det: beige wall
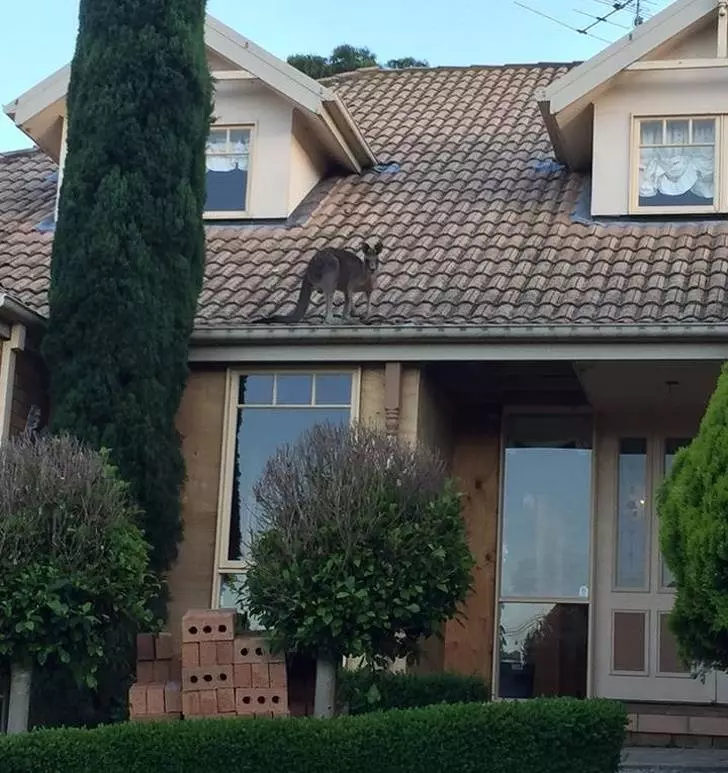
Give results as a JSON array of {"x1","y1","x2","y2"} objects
[
  {"x1": 417, "y1": 372, "x2": 454, "y2": 467},
  {"x1": 289, "y1": 111, "x2": 327, "y2": 213},
  {"x1": 647, "y1": 19, "x2": 717, "y2": 60},
  {"x1": 213, "y1": 80, "x2": 294, "y2": 219},
  {"x1": 167, "y1": 367, "x2": 227, "y2": 639},
  {"x1": 357, "y1": 365, "x2": 422, "y2": 446},
  {"x1": 592, "y1": 68, "x2": 727, "y2": 216}
]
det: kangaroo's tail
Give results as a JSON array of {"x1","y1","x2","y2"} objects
[{"x1": 252, "y1": 278, "x2": 313, "y2": 324}]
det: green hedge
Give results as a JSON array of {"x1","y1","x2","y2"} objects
[
  {"x1": 338, "y1": 669, "x2": 489, "y2": 714},
  {"x1": 0, "y1": 700, "x2": 625, "y2": 773}
]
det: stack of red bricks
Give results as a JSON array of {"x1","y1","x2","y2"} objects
[
  {"x1": 180, "y1": 609, "x2": 289, "y2": 719},
  {"x1": 128, "y1": 632, "x2": 182, "y2": 721}
]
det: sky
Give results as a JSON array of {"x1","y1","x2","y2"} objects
[{"x1": 0, "y1": 0, "x2": 672, "y2": 152}]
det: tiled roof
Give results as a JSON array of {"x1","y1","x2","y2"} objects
[{"x1": 3, "y1": 63, "x2": 728, "y2": 328}]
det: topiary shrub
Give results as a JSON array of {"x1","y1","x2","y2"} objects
[
  {"x1": 0, "y1": 699, "x2": 627, "y2": 773},
  {"x1": 244, "y1": 422, "x2": 475, "y2": 716},
  {"x1": 0, "y1": 433, "x2": 158, "y2": 733},
  {"x1": 337, "y1": 669, "x2": 489, "y2": 714}
]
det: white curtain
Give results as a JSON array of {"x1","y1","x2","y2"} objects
[{"x1": 639, "y1": 121, "x2": 714, "y2": 201}]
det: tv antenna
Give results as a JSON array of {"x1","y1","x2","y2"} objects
[{"x1": 513, "y1": 1, "x2": 662, "y2": 44}]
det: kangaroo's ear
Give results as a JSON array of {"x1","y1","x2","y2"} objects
[{"x1": 373, "y1": 238, "x2": 383, "y2": 254}]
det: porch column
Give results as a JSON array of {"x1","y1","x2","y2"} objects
[{"x1": 443, "y1": 414, "x2": 500, "y2": 683}]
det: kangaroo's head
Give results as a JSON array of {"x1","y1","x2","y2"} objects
[{"x1": 360, "y1": 237, "x2": 384, "y2": 274}]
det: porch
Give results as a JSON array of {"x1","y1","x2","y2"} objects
[{"x1": 413, "y1": 359, "x2": 724, "y2": 713}]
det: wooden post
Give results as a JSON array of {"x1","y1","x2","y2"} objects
[
  {"x1": 718, "y1": 0, "x2": 728, "y2": 59},
  {"x1": 384, "y1": 362, "x2": 402, "y2": 437},
  {"x1": 444, "y1": 415, "x2": 500, "y2": 684}
]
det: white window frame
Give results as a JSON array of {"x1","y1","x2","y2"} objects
[
  {"x1": 211, "y1": 367, "x2": 361, "y2": 609},
  {"x1": 630, "y1": 114, "x2": 721, "y2": 216},
  {"x1": 204, "y1": 123, "x2": 255, "y2": 220}
]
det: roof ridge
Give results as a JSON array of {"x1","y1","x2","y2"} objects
[{"x1": 321, "y1": 60, "x2": 581, "y2": 84}]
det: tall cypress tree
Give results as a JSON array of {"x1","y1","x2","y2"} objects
[{"x1": 43, "y1": 1, "x2": 212, "y2": 578}]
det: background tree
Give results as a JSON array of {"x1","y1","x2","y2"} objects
[
  {"x1": 287, "y1": 45, "x2": 428, "y2": 78},
  {"x1": 42, "y1": 0, "x2": 212, "y2": 580},
  {"x1": 245, "y1": 423, "x2": 474, "y2": 718},
  {"x1": 659, "y1": 367, "x2": 728, "y2": 670},
  {"x1": 0, "y1": 434, "x2": 157, "y2": 733}
]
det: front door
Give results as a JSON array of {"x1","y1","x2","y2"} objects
[{"x1": 593, "y1": 418, "x2": 718, "y2": 703}]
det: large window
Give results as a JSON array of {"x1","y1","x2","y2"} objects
[
  {"x1": 634, "y1": 116, "x2": 717, "y2": 213},
  {"x1": 215, "y1": 371, "x2": 357, "y2": 615},
  {"x1": 497, "y1": 414, "x2": 593, "y2": 699},
  {"x1": 205, "y1": 126, "x2": 252, "y2": 217}
]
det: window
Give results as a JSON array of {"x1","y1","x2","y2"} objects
[
  {"x1": 497, "y1": 414, "x2": 593, "y2": 699},
  {"x1": 214, "y1": 371, "x2": 357, "y2": 615},
  {"x1": 634, "y1": 116, "x2": 717, "y2": 213},
  {"x1": 205, "y1": 126, "x2": 252, "y2": 216}
]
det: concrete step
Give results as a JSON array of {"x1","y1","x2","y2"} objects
[{"x1": 622, "y1": 747, "x2": 728, "y2": 772}]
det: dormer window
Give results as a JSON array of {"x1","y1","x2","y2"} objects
[
  {"x1": 633, "y1": 117, "x2": 717, "y2": 214},
  {"x1": 205, "y1": 126, "x2": 252, "y2": 218}
]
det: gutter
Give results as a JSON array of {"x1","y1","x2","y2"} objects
[
  {"x1": 190, "y1": 323, "x2": 728, "y2": 346},
  {"x1": 0, "y1": 294, "x2": 45, "y2": 330}
]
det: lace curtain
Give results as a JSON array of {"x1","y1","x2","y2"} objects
[
  {"x1": 205, "y1": 130, "x2": 250, "y2": 172},
  {"x1": 639, "y1": 119, "x2": 715, "y2": 203}
]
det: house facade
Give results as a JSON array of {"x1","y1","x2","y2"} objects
[{"x1": 4, "y1": 0, "x2": 728, "y2": 739}]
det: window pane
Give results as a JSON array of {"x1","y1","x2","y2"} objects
[
  {"x1": 219, "y1": 573, "x2": 264, "y2": 631},
  {"x1": 206, "y1": 128, "x2": 228, "y2": 152},
  {"x1": 498, "y1": 602, "x2": 588, "y2": 699},
  {"x1": 615, "y1": 438, "x2": 648, "y2": 589},
  {"x1": 665, "y1": 119, "x2": 690, "y2": 145},
  {"x1": 228, "y1": 407, "x2": 350, "y2": 560},
  {"x1": 639, "y1": 144, "x2": 714, "y2": 208},
  {"x1": 661, "y1": 438, "x2": 691, "y2": 589},
  {"x1": 693, "y1": 119, "x2": 716, "y2": 144},
  {"x1": 640, "y1": 120, "x2": 663, "y2": 146},
  {"x1": 276, "y1": 374, "x2": 313, "y2": 405},
  {"x1": 315, "y1": 374, "x2": 352, "y2": 406},
  {"x1": 229, "y1": 129, "x2": 251, "y2": 152},
  {"x1": 500, "y1": 415, "x2": 593, "y2": 599},
  {"x1": 239, "y1": 375, "x2": 274, "y2": 405}
]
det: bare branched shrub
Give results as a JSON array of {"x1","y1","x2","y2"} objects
[
  {"x1": 246, "y1": 422, "x2": 474, "y2": 667},
  {"x1": 254, "y1": 422, "x2": 448, "y2": 558},
  {"x1": 0, "y1": 433, "x2": 136, "y2": 570}
]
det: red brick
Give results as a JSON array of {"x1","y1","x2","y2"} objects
[
  {"x1": 153, "y1": 660, "x2": 171, "y2": 683},
  {"x1": 181, "y1": 642, "x2": 200, "y2": 668},
  {"x1": 234, "y1": 664, "x2": 252, "y2": 688},
  {"x1": 251, "y1": 663, "x2": 270, "y2": 688},
  {"x1": 136, "y1": 661, "x2": 155, "y2": 685},
  {"x1": 147, "y1": 685, "x2": 165, "y2": 716},
  {"x1": 136, "y1": 633, "x2": 156, "y2": 662},
  {"x1": 269, "y1": 662, "x2": 287, "y2": 689},
  {"x1": 182, "y1": 691, "x2": 200, "y2": 718},
  {"x1": 154, "y1": 632, "x2": 174, "y2": 661},
  {"x1": 128, "y1": 684, "x2": 147, "y2": 718},
  {"x1": 182, "y1": 666, "x2": 233, "y2": 692},
  {"x1": 164, "y1": 682, "x2": 182, "y2": 714},
  {"x1": 182, "y1": 609, "x2": 235, "y2": 643},
  {"x1": 199, "y1": 641, "x2": 218, "y2": 667},
  {"x1": 217, "y1": 688, "x2": 236, "y2": 714},
  {"x1": 236, "y1": 688, "x2": 287, "y2": 716},
  {"x1": 199, "y1": 690, "x2": 218, "y2": 716},
  {"x1": 234, "y1": 636, "x2": 268, "y2": 663},
  {"x1": 216, "y1": 640, "x2": 234, "y2": 665}
]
